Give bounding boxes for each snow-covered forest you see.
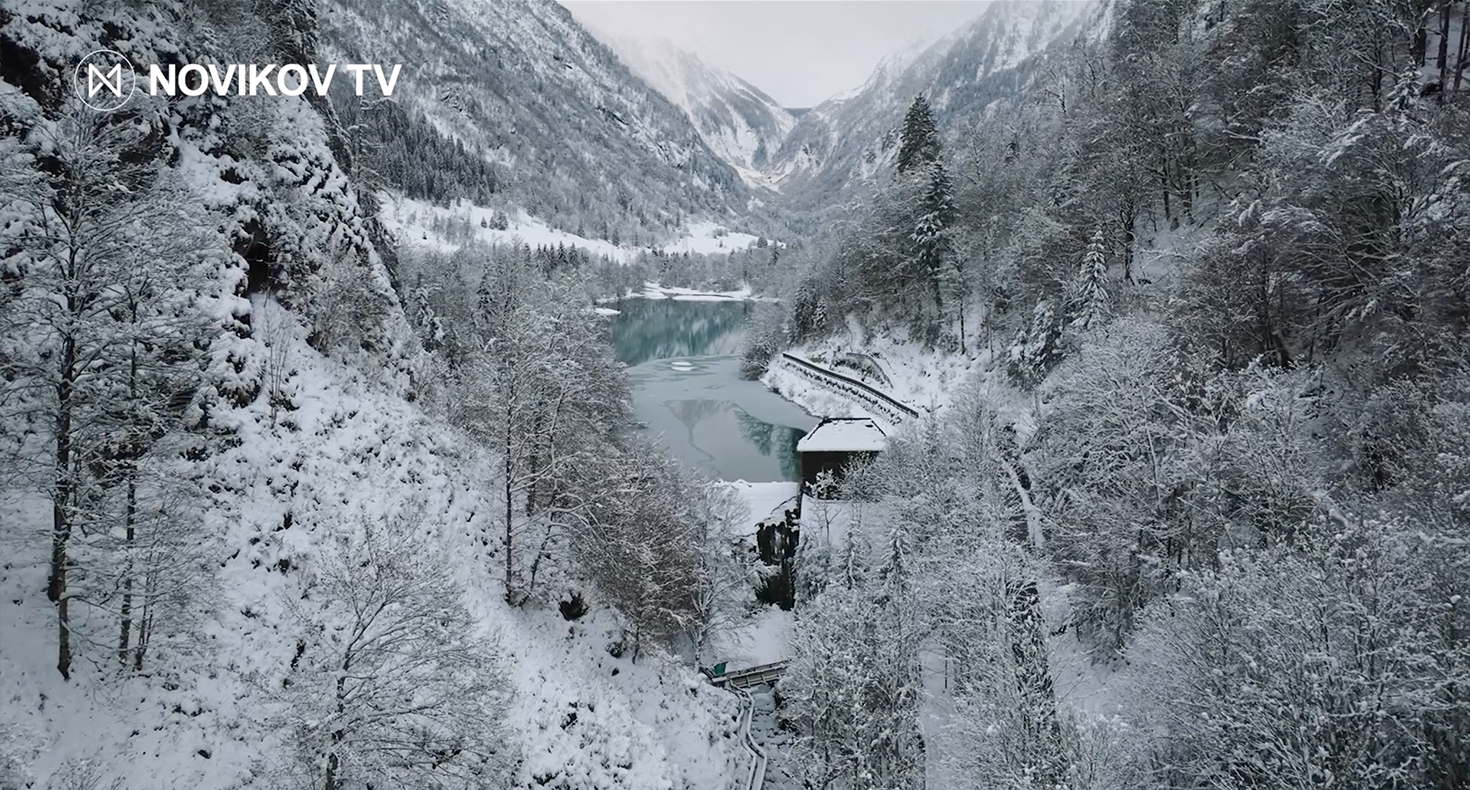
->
[1,1,757,787]
[749,1,1470,788]
[2,0,1468,788]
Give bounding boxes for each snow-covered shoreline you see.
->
[379,196,765,263]
[601,281,780,304]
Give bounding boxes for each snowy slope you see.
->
[761,39,941,190]
[317,0,749,235]
[599,35,797,188]
[0,301,743,789]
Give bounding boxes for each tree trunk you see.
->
[1160,160,1173,223]
[50,333,77,680]
[1120,199,1138,283]
[503,404,516,604]
[958,298,967,356]
[118,474,137,668]
[325,652,351,790]
[324,752,340,790]
[133,594,151,672]
[526,412,547,518]
[1372,41,1385,111]
[1456,2,1470,95]
[1439,2,1454,98]
[119,336,140,668]
[1182,156,1195,221]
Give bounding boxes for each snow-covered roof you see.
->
[796,418,887,453]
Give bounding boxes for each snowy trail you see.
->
[715,662,789,789]
[731,687,768,790]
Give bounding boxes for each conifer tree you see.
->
[912,160,958,342]
[1008,301,1065,402]
[1069,228,1110,332]
[896,95,942,175]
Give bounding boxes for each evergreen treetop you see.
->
[896,94,942,175]
[1069,228,1110,332]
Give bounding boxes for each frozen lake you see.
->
[610,299,818,482]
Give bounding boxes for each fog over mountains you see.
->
[596,34,797,187]
[320,0,751,242]
[587,1,1101,211]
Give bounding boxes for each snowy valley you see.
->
[3,0,1470,789]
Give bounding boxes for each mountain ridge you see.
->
[571,1,1099,211]
[317,0,755,245]
[594,33,797,189]
[760,0,1098,207]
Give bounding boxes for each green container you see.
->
[713,662,727,676]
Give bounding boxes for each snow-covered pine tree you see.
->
[1068,228,1110,333]
[911,160,960,347]
[875,527,909,610]
[896,94,942,175]
[1007,300,1065,397]
[868,525,924,789]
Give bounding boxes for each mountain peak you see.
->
[598,35,797,188]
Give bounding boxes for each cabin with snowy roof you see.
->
[796,416,887,495]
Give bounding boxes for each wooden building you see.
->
[796,416,887,494]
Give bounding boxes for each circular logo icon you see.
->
[73,49,136,112]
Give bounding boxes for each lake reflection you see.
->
[609,298,748,365]
[611,300,816,482]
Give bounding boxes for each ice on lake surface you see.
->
[611,299,817,482]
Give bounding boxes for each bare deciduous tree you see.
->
[0,104,215,679]
[571,446,738,661]
[277,511,515,790]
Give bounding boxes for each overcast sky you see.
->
[558,1,991,107]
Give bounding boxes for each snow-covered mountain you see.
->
[554,0,1098,208]
[599,35,797,188]
[764,0,1100,206]
[317,0,752,242]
